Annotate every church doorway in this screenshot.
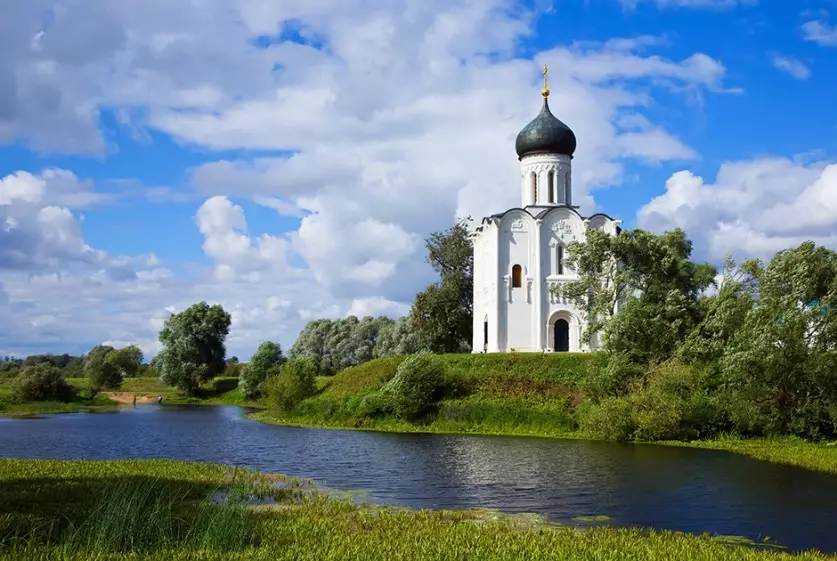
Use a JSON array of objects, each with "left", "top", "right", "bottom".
[{"left": 554, "top": 319, "right": 570, "bottom": 352}]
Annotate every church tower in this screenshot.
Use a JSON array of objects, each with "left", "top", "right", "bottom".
[
  {"left": 515, "top": 65, "right": 577, "bottom": 208},
  {"left": 471, "top": 65, "right": 621, "bottom": 354}
]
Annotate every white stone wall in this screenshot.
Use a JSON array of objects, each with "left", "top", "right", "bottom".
[
  {"left": 519, "top": 153, "right": 573, "bottom": 206},
  {"left": 472, "top": 207, "right": 620, "bottom": 354}
]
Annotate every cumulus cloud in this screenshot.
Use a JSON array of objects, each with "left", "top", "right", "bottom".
[
  {"left": 0, "top": 0, "right": 744, "bottom": 358},
  {"left": 770, "top": 54, "right": 811, "bottom": 80},
  {"left": 0, "top": 169, "right": 140, "bottom": 272},
  {"left": 637, "top": 158, "right": 837, "bottom": 261}
]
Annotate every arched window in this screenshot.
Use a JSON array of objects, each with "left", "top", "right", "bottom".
[
  {"left": 531, "top": 172, "right": 538, "bottom": 204},
  {"left": 512, "top": 265, "right": 523, "bottom": 288},
  {"left": 547, "top": 171, "right": 555, "bottom": 203},
  {"left": 557, "top": 245, "right": 564, "bottom": 275}
]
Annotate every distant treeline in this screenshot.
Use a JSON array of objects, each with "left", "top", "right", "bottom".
[
  {"left": 0, "top": 354, "right": 85, "bottom": 378},
  {"left": 289, "top": 315, "right": 419, "bottom": 376}
]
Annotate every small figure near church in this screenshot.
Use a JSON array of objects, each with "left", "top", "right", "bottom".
[{"left": 472, "top": 65, "right": 621, "bottom": 354}]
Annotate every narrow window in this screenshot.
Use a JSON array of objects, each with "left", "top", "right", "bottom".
[
  {"left": 547, "top": 171, "right": 555, "bottom": 203},
  {"left": 531, "top": 172, "right": 538, "bottom": 204},
  {"left": 557, "top": 245, "right": 564, "bottom": 275},
  {"left": 512, "top": 265, "right": 523, "bottom": 288}
]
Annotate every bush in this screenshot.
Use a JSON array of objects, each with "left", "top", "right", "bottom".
[
  {"left": 11, "top": 364, "right": 76, "bottom": 403},
  {"left": 240, "top": 342, "right": 286, "bottom": 400},
  {"left": 580, "top": 353, "right": 643, "bottom": 404},
  {"left": 579, "top": 397, "right": 636, "bottom": 441},
  {"left": 265, "top": 358, "right": 317, "bottom": 412},
  {"left": 380, "top": 352, "right": 446, "bottom": 420},
  {"left": 630, "top": 389, "right": 686, "bottom": 441},
  {"left": 356, "top": 392, "right": 391, "bottom": 418}
]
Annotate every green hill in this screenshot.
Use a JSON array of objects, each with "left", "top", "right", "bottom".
[{"left": 258, "top": 353, "right": 601, "bottom": 438}]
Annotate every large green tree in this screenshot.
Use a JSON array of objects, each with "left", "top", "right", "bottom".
[
  {"left": 409, "top": 217, "right": 473, "bottom": 353},
  {"left": 558, "top": 228, "right": 716, "bottom": 363},
  {"left": 713, "top": 243, "right": 837, "bottom": 437},
  {"left": 156, "top": 302, "right": 232, "bottom": 395}
]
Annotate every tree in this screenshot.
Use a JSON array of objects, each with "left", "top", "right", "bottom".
[
  {"left": 558, "top": 228, "right": 716, "bottom": 362},
  {"left": 373, "top": 316, "right": 421, "bottom": 357},
  {"left": 289, "top": 316, "right": 402, "bottom": 375},
  {"left": 156, "top": 302, "right": 232, "bottom": 395},
  {"left": 716, "top": 242, "right": 837, "bottom": 437},
  {"left": 265, "top": 358, "right": 318, "bottom": 412},
  {"left": 409, "top": 217, "right": 473, "bottom": 353},
  {"left": 240, "top": 341, "right": 287, "bottom": 399},
  {"left": 12, "top": 363, "right": 75, "bottom": 403},
  {"left": 83, "top": 344, "right": 144, "bottom": 398},
  {"left": 108, "top": 345, "right": 143, "bottom": 378},
  {"left": 84, "top": 345, "right": 121, "bottom": 398}
]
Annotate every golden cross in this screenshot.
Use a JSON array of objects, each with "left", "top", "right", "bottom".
[{"left": 541, "top": 64, "right": 550, "bottom": 98}]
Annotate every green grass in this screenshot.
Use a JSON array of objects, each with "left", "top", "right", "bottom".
[
  {"left": 1, "top": 459, "right": 834, "bottom": 560},
  {"left": 662, "top": 436, "right": 837, "bottom": 476},
  {"left": 260, "top": 353, "right": 595, "bottom": 438}
]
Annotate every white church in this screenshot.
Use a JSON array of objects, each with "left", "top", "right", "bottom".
[{"left": 472, "top": 66, "right": 621, "bottom": 353}]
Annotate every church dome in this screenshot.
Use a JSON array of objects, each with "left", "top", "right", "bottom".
[{"left": 514, "top": 97, "right": 577, "bottom": 159}]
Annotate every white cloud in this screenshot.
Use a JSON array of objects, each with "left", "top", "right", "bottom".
[
  {"left": 637, "top": 158, "right": 837, "bottom": 262},
  {"left": 0, "top": 0, "right": 743, "bottom": 358},
  {"left": 770, "top": 54, "right": 811, "bottom": 80},
  {"left": 0, "top": 169, "right": 150, "bottom": 273},
  {"left": 802, "top": 17, "right": 837, "bottom": 47},
  {"left": 347, "top": 296, "right": 411, "bottom": 319},
  {"left": 195, "top": 195, "right": 298, "bottom": 282}
]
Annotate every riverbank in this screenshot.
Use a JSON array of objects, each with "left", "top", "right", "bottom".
[
  {"left": 251, "top": 354, "right": 837, "bottom": 476},
  {"left": 0, "top": 458, "right": 832, "bottom": 560},
  {"left": 0, "top": 375, "right": 259, "bottom": 417}
]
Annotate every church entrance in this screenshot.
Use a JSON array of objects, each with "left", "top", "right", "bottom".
[{"left": 554, "top": 319, "right": 570, "bottom": 352}]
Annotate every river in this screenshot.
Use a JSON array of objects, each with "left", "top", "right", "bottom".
[{"left": 2, "top": 404, "right": 837, "bottom": 552}]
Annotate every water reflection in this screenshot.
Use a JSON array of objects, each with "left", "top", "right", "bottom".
[{"left": 2, "top": 405, "right": 837, "bottom": 552}]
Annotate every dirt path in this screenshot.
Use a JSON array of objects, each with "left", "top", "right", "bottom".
[{"left": 103, "top": 392, "right": 159, "bottom": 404}]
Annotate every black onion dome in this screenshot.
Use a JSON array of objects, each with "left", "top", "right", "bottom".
[{"left": 514, "top": 97, "right": 577, "bottom": 159}]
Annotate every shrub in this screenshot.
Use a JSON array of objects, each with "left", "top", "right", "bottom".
[
  {"left": 630, "top": 389, "right": 686, "bottom": 441},
  {"left": 579, "top": 397, "right": 636, "bottom": 441},
  {"left": 265, "top": 358, "right": 317, "bottom": 412},
  {"left": 380, "top": 352, "right": 446, "bottom": 420},
  {"left": 240, "top": 342, "right": 287, "bottom": 400},
  {"left": 580, "top": 353, "right": 643, "bottom": 404},
  {"left": 11, "top": 364, "right": 75, "bottom": 403},
  {"left": 356, "top": 392, "right": 391, "bottom": 418}
]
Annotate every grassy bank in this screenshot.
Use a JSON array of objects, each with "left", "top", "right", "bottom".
[
  {"left": 0, "top": 376, "right": 256, "bottom": 417},
  {"left": 661, "top": 437, "right": 837, "bottom": 476},
  {"left": 253, "top": 354, "right": 837, "bottom": 477},
  {"left": 1, "top": 458, "right": 833, "bottom": 560},
  {"left": 260, "top": 353, "right": 594, "bottom": 438}
]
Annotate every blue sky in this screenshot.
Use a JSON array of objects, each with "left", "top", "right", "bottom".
[{"left": 1, "top": 0, "right": 836, "bottom": 359}]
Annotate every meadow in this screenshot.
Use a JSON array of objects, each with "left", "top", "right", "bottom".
[{"left": 1, "top": 458, "right": 835, "bottom": 560}]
